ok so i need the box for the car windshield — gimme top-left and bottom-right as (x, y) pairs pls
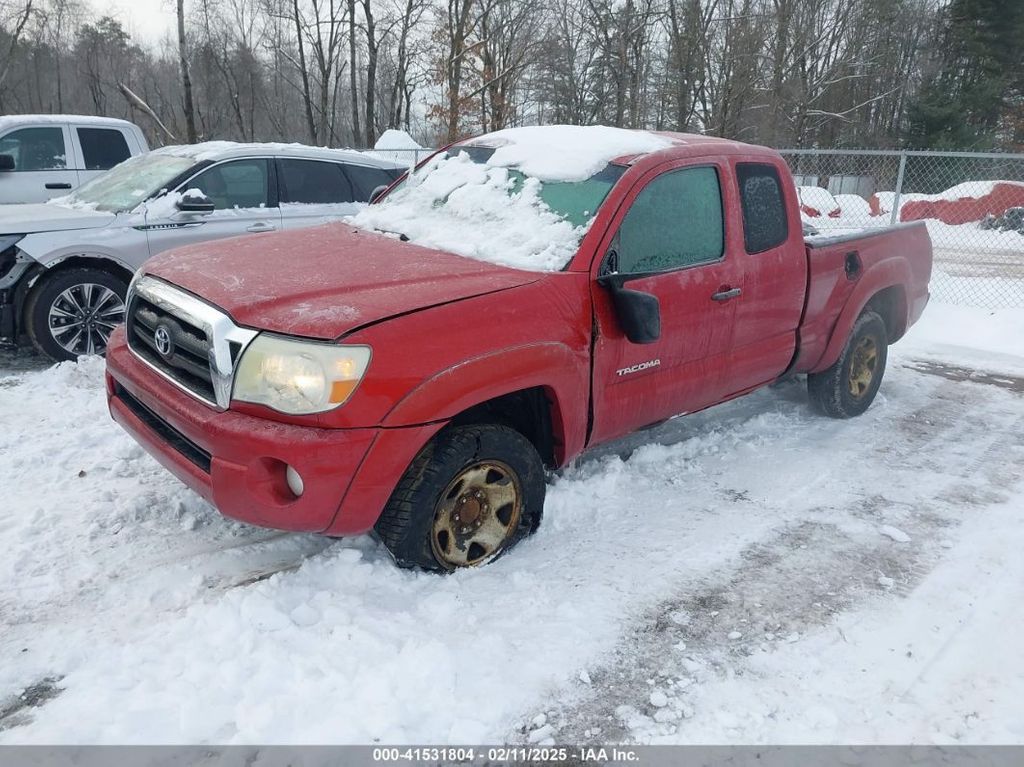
(60, 153), (197, 213)
(350, 146), (625, 272)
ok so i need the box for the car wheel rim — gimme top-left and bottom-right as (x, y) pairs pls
(48, 283), (125, 357)
(431, 460), (523, 568)
(848, 335), (878, 399)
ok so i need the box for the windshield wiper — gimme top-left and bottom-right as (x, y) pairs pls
(372, 226), (410, 242)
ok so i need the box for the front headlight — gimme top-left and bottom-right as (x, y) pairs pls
(233, 334), (371, 414)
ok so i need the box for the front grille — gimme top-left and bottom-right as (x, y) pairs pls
(125, 276), (258, 409)
(127, 294), (217, 403)
(115, 383), (212, 473)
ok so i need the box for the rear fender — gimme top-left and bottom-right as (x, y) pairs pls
(809, 259), (910, 374)
(381, 342), (589, 465)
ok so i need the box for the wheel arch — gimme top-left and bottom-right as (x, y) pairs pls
(810, 264), (911, 375)
(380, 342), (588, 468)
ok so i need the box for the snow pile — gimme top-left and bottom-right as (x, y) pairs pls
(368, 129), (424, 167)
(350, 152), (587, 271)
(797, 186), (840, 217)
(833, 194), (872, 223)
(465, 125), (674, 181)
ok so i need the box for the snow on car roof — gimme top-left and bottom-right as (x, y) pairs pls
(461, 125), (678, 181)
(151, 141), (406, 169)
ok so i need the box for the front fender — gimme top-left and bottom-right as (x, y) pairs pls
(16, 229), (145, 274)
(381, 341), (590, 464)
(809, 258), (910, 374)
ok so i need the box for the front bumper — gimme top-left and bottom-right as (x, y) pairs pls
(105, 328), (442, 535)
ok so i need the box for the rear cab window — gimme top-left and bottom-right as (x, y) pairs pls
(736, 162), (789, 253)
(77, 127), (132, 170)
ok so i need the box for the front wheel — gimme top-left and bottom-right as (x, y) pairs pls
(375, 424), (546, 571)
(25, 267), (128, 362)
(807, 309), (888, 419)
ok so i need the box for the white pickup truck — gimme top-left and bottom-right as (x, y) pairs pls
(0, 115), (149, 204)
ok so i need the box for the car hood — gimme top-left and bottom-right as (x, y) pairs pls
(0, 203), (115, 234)
(142, 222), (542, 340)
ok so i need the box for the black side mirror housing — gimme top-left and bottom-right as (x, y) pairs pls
(176, 193), (215, 213)
(369, 184), (389, 204)
(0, 154), (15, 171)
(598, 275), (662, 344)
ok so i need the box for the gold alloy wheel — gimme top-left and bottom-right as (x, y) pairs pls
(848, 335), (879, 399)
(431, 460), (523, 568)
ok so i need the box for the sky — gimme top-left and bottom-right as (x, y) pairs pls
(87, 0), (177, 46)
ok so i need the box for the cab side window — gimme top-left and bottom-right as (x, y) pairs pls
(0, 127), (67, 170)
(737, 163), (788, 253)
(615, 166), (724, 274)
(189, 159), (269, 210)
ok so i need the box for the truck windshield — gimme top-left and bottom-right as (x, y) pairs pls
(350, 146), (625, 272)
(58, 154), (197, 213)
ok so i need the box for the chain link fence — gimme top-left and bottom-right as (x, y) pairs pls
(779, 148), (1024, 309)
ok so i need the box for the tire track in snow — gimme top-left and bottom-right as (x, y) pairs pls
(514, 367), (1023, 745)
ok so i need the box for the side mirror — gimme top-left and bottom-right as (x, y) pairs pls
(176, 192), (215, 213)
(369, 184), (389, 204)
(598, 275), (662, 344)
(0, 154), (15, 171)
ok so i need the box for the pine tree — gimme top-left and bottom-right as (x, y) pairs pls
(905, 0), (1024, 150)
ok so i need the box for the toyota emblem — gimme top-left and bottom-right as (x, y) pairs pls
(154, 324), (174, 358)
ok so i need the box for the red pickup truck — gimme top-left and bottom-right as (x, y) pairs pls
(105, 126), (932, 571)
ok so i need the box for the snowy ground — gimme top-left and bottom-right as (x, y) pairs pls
(0, 302), (1022, 745)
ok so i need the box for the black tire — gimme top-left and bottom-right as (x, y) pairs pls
(807, 309), (888, 419)
(25, 267), (128, 362)
(375, 424), (546, 572)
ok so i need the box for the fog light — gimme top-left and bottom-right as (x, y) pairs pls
(285, 465), (304, 497)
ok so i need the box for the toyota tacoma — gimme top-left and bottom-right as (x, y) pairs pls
(105, 126), (932, 571)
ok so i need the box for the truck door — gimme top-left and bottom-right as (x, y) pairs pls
(720, 160), (807, 397)
(589, 159), (744, 445)
(0, 124), (79, 203)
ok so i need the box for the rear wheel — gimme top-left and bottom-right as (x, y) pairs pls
(25, 267), (128, 362)
(807, 310), (888, 418)
(375, 424), (545, 571)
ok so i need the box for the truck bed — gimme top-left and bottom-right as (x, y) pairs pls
(795, 221), (933, 374)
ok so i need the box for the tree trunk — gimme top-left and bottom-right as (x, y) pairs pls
(177, 0), (199, 142)
(362, 0), (377, 146)
(293, 0), (318, 143)
(348, 0), (362, 145)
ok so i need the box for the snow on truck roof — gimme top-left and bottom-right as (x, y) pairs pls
(0, 114), (140, 132)
(462, 125), (675, 181)
(150, 141), (406, 168)
(460, 125), (738, 181)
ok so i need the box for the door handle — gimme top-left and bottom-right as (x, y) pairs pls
(45, 182), (72, 190)
(711, 287), (742, 302)
(246, 223), (277, 233)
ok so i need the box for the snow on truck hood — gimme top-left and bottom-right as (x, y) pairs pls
(142, 223), (538, 340)
(0, 202), (114, 235)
